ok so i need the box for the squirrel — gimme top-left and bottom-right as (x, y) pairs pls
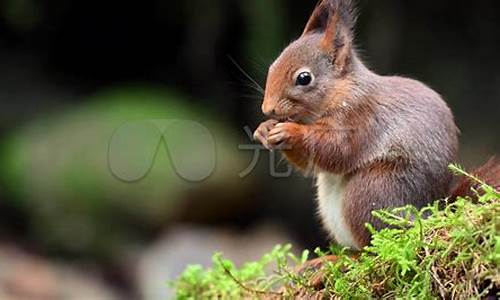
(253, 0), (499, 250)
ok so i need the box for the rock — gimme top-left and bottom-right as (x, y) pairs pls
(0, 244), (121, 300)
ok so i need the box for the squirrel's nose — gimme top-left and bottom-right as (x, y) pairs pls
(263, 108), (276, 117)
(262, 102), (276, 117)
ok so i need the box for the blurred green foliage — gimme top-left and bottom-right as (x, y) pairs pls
(0, 85), (246, 259)
(1, 0), (41, 31)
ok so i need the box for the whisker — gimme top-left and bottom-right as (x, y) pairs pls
(301, 104), (323, 118)
(224, 80), (264, 102)
(243, 83), (265, 95)
(248, 56), (272, 77)
(228, 56), (265, 95)
(240, 94), (264, 101)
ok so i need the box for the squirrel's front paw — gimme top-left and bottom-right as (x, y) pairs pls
(253, 119), (279, 149)
(268, 122), (304, 150)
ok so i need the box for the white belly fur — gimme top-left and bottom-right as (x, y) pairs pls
(316, 172), (357, 248)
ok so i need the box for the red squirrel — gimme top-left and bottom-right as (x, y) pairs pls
(254, 0), (499, 249)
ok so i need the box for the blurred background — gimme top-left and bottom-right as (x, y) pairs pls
(0, 0), (498, 299)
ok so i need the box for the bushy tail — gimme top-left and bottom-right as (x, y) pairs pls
(449, 157), (500, 201)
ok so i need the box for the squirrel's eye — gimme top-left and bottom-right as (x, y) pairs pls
(295, 72), (313, 86)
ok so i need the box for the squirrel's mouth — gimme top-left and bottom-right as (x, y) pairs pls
(274, 113), (300, 123)
(275, 113), (313, 125)
(275, 115), (296, 122)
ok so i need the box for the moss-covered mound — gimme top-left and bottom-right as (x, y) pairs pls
(172, 165), (499, 299)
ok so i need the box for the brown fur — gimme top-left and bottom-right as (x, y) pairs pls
(254, 0), (497, 248)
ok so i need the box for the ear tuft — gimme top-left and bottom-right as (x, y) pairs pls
(302, 0), (357, 72)
(302, 0), (357, 37)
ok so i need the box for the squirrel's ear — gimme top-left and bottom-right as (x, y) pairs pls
(302, 0), (356, 70)
(302, 0), (355, 37)
(302, 0), (332, 36)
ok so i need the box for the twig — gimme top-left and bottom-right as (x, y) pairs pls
(216, 256), (283, 297)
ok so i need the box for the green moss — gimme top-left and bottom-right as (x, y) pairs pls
(172, 165), (499, 299)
